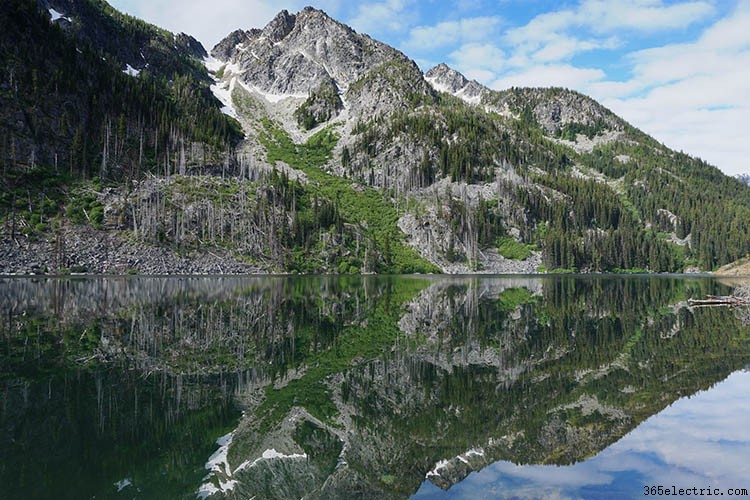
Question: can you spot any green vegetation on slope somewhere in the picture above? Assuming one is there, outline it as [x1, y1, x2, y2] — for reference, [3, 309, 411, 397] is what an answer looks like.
[497, 236, 536, 261]
[579, 134, 750, 270]
[345, 79, 750, 273]
[0, 0, 241, 190]
[260, 119, 439, 274]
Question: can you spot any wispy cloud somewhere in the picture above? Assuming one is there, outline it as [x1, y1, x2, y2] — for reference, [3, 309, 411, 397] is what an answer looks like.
[531, 35, 620, 63]
[579, 0, 716, 33]
[110, 0, 325, 48]
[403, 16, 502, 51]
[348, 0, 415, 35]
[491, 64, 606, 89]
[501, 0, 712, 69]
[506, 0, 714, 47]
[590, 1, 750, 174]
[448, 43, 506, 79]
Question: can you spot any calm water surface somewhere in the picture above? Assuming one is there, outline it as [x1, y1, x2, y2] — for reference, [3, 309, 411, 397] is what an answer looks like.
[1, 275, 749, 499]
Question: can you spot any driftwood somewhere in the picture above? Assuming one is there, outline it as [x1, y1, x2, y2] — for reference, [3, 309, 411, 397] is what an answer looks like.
[688, 295, 750, 307]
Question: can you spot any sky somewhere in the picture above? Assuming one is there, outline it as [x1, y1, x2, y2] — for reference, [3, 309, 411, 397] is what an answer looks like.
[107, 0, 750, 176]
[412, 369, 750, 498]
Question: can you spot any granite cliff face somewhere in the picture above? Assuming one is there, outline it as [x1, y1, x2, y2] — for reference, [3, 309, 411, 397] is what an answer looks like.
[210, 7, 434, 119]
[424, 63, 485, 103]
[186, 276, 750, 499]
[3, 2, 750, 276]
[38, 0, 209, 80]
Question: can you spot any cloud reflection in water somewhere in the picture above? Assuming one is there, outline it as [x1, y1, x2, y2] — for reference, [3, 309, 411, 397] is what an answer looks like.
[414, 369, 750, 499]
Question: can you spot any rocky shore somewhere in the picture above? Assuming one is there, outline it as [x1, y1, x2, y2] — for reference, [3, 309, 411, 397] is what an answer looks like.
[0, 227, 264, 275]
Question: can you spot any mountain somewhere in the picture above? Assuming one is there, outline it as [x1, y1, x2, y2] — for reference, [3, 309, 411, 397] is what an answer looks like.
[424, 63, 485, 104]
[4, 276, 749, 498]
[1, 0, 241, 176]
[209, 7, 435, 124]
[38, 0, 209, 80]
[2, 2, 750, 275]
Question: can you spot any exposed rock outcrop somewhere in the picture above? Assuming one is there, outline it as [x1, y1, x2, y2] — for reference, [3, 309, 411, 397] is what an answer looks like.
[210, 7, 436, 117]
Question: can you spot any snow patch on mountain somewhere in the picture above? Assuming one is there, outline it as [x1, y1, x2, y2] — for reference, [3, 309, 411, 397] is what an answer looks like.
[234, 448, 308, 473]
[424, 63, 485, 105]
[48, 8, 71, 23]
[197, 432, 238, 499]
[210, 78, 239, 119]
[123, 64, 140, 77]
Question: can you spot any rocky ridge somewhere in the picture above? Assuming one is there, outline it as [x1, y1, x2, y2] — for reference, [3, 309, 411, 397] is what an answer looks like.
[39, 0, 209, 81]
[424, 63, 485, 104]
[0, 225, 261, 275]
[4, 3, 750, 275]
[209, 7, 434, 119]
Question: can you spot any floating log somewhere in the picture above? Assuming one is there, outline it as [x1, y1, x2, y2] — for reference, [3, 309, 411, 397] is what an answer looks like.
[688, 295, 750, 306]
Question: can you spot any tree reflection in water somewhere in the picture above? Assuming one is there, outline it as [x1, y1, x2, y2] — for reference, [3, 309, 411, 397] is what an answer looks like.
[0, 276, 748, 499]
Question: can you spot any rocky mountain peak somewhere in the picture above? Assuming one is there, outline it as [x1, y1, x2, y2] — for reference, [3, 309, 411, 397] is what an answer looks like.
[425, 63, 469, 93]
[209, 6, 432, 113]
[211, 28, 252, 60]
[263, 9, 296, 42]
[174, 32, 207, 59]
[425, 63, 485, 104]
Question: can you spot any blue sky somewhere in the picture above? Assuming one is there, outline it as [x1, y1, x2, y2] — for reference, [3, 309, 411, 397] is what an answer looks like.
[413, 369, 750, 499]
[108, 0, 750, 176]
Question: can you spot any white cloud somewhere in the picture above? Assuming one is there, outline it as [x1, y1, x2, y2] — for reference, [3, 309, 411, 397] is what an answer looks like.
[532, 35, 620, 63]
[404, 16, 502, 51]
[504, 9, 577, 48]
[603, 94, 750, 175]
[580, 0, 715, 33]
[506, 0, 714, 48]
[464, 68, 497, 83]
[626, 8, 750, 85]
[586, 79, 644, 99]
[108, 0, 327, 49]
[502, 0, 714, 68]
[348, 0, 414, 35]
[491, 461, 613, 487]
[700, 0, 750, 49]
[491, 64, 605, 89]
[449, 43, 506, 73]
[586, 2, 750, 174]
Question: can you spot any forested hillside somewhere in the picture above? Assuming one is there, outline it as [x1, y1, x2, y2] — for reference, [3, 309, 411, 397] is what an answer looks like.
[1, 2, 749, 274]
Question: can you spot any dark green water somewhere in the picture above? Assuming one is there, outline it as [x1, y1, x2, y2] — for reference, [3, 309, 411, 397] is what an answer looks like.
[1, 275, 749, 499]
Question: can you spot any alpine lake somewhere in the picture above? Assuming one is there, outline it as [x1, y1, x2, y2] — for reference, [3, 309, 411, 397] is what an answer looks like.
[1, 275, 749, 499]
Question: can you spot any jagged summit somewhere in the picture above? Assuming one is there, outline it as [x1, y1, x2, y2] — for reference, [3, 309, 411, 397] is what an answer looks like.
[425, 63, 470, 94]
[424, 63, 623, 137]
[210, 5, 390, 95]
[263, 9, 297, 42]
[39, 0, 208, 80]
[209, 6, 434, 117]
[424, 63, 485, 104]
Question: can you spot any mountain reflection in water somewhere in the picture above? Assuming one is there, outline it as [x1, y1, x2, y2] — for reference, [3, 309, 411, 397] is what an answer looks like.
[414, 369, 750, 499]
[1, 275, 749, 500]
